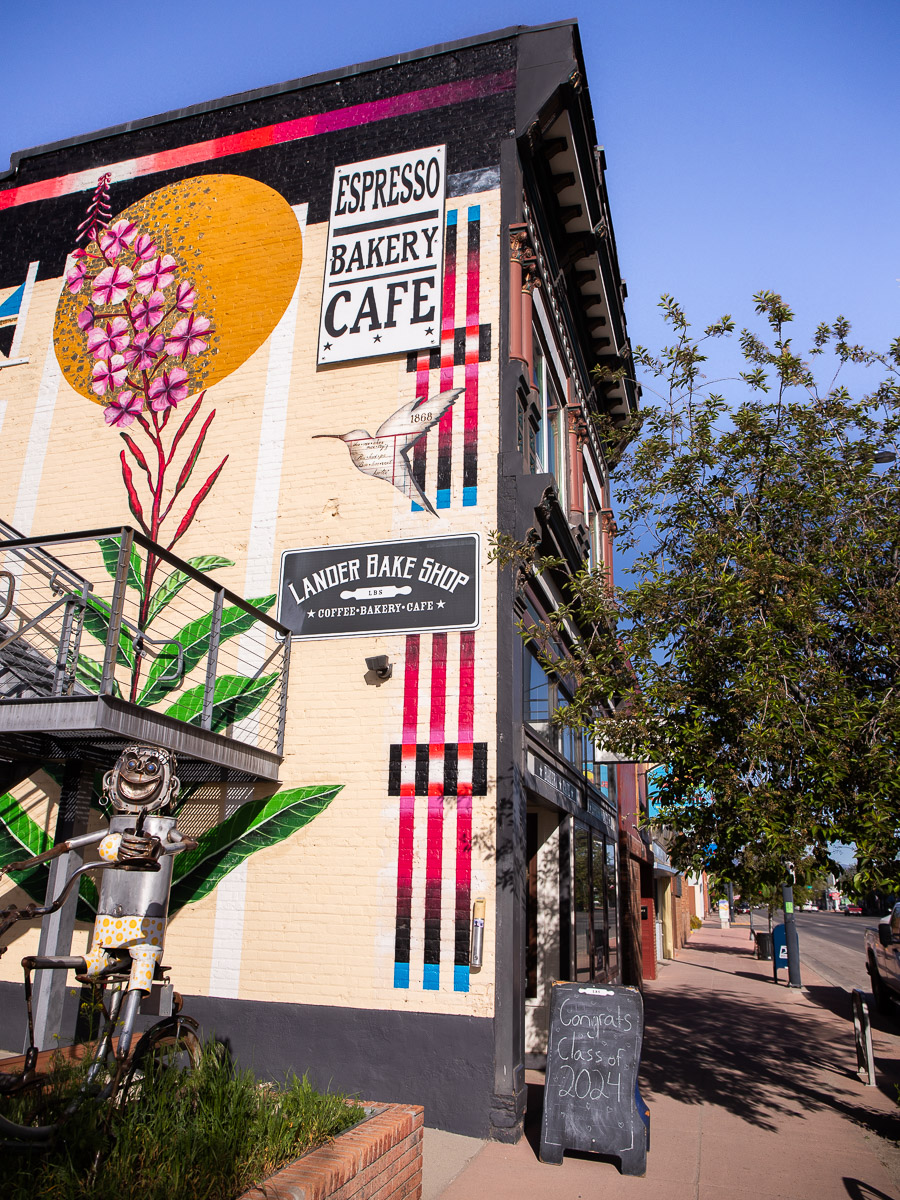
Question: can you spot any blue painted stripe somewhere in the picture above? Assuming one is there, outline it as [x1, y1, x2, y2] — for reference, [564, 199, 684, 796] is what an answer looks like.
[435, 488, 451, 510]
[393, 962, 410, 989]
[446, 209, 458, 225]
[462, 486, 477, 507]
[411, 501, 424, 512]
[453, 965, 470, 993]
[423, 963, 440, 990]
[467, 205, 480, 221]
[0, 283, 24, 321]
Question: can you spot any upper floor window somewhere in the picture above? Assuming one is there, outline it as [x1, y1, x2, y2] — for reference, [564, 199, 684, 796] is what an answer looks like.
[532, 338, 566, 492]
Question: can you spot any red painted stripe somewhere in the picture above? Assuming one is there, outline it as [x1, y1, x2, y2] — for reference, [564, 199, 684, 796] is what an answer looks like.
[425, 635, 447, 958]
[436, 217, 457, 495]
[455, 631, 475, 950]
[0, 71, 515, 212]
[396, 635, 420, 900]
[463, 212, 480, 492]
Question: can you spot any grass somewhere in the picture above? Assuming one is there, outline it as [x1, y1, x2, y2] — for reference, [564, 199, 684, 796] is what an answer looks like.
[1, 1042, 364, 1200]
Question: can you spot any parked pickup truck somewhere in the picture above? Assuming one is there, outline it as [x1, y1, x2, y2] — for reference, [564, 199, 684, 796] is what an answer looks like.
[865, 902, 900, 1012]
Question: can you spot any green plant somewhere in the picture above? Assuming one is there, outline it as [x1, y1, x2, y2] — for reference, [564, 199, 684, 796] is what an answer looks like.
[508, 292, 900, 893]
[690, 914, 703, 930]
[1, 1041, 364, 1200]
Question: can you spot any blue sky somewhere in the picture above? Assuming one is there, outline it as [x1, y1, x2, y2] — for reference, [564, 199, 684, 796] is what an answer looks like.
[3, 0, 897, 364]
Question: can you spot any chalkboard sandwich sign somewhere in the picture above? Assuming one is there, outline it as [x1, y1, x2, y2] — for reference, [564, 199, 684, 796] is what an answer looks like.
[539, 982, 650, 1176]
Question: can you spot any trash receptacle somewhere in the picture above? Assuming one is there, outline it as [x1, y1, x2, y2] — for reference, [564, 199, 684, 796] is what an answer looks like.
[755, 931, 773, 960]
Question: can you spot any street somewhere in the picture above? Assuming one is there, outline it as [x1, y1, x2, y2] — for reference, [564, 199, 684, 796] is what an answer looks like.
[740, 908, 883, 994]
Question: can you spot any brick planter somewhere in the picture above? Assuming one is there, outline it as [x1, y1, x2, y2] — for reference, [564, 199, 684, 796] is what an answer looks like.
[239, 1102, 423, 1200]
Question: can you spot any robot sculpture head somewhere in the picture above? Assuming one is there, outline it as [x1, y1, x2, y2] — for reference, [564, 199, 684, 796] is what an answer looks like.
[101, 745, 181, 870]
[104, 745, 180, 816]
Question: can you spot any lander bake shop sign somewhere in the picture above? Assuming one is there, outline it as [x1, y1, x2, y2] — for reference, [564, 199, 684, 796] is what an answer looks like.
[278, 534, 479, 639]
[317, 145, 446, 364]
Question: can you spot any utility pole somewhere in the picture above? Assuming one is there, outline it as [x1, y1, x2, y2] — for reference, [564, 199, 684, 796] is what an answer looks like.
[782, 876, 802, 988]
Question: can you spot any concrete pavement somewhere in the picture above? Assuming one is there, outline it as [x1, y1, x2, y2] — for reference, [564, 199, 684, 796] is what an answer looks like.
[425, 921, 900, 1200]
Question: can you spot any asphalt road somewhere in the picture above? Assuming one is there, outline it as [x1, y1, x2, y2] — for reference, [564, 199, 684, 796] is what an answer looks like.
[738, 908, 880, 993]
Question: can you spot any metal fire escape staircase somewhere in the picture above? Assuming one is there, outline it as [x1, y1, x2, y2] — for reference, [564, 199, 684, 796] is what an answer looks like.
[0, 523, 291, 786]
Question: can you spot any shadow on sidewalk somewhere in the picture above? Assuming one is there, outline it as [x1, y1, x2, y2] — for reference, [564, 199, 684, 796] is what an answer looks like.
[640, 960, 899, 1138]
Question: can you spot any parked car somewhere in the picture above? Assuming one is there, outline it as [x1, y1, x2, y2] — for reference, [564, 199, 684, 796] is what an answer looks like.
[846, 904, 863, 914]
[865, 903, 900, 1012]
[802, 901, 817, 911]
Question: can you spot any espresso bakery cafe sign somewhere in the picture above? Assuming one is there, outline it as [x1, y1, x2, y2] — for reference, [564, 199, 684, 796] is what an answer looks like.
[278, 534, 479, 640]
[317, 145, 446, 364]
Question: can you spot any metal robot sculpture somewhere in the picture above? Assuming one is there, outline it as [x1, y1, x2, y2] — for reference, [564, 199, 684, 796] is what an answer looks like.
[0, 744, 195, 1073]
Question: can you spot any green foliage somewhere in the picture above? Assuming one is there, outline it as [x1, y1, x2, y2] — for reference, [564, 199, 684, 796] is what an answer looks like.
[97, 535, 145, 598]
[0, 1042, 364, 1200]
[145, 555, 234, 627]
[169, 785, 341, 912]
[0, 793, 97, 920]
[137, 595, 275, 708]
[524, 292, 900, 892]
[0, 783, 342, 920]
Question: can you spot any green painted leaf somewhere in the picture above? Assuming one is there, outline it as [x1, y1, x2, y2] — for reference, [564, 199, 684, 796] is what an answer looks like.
[0, 793, 96, 920]
[169, 784, 341, 912]
[81, 595, 135, 671]
[75, 653, 123, 699]
[137, 594, 275, 707]
[146, 556, 235, 627]
[97, 536, 144, 598]
[163, 672, 278, 734]
[0, 792, 51, 860]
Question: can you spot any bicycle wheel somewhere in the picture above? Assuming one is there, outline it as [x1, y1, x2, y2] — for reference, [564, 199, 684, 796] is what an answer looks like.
[115, 1014, 201, 1108]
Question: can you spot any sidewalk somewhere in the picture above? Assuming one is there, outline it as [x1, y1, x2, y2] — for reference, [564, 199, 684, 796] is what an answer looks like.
[425, 922, 900, 1200]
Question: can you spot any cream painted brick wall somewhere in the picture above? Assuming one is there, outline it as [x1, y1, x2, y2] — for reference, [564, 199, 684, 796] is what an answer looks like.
[0, 190, 504, 1022]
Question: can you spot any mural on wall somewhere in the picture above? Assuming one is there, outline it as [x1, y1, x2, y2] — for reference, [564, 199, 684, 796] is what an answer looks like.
[407, 205, 486, 511]
[392, 631, 481, 993]
[314, 388, 461, 516]
[0, 171, 342, 927]
[0, 781, 342, 924]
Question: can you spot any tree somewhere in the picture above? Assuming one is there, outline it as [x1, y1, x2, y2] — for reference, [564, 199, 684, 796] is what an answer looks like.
[514, 292, 900, 893]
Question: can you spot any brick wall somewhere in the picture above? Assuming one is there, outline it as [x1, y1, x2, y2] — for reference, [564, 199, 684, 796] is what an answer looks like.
[241, 1102, 424, 1200]
[640, 894, 656, 981]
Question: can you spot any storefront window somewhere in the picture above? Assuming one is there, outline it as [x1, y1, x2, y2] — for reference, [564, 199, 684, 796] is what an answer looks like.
[605, 837, 619, 979]
[573, 826, 592, 981]
[591, 830, 608, 979]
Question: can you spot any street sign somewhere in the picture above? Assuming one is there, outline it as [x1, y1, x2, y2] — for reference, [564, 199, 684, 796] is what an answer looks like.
[277, 533, 480, 640]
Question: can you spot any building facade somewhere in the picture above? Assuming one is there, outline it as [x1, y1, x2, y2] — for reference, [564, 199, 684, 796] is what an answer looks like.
[0, 22, 637, 1139]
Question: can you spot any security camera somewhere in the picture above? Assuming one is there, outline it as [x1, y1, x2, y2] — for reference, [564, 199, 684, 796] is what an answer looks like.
[365, 655, 392, 681]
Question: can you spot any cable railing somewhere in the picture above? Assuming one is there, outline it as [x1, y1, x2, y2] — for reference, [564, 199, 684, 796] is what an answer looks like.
[0, 526, 290, 758]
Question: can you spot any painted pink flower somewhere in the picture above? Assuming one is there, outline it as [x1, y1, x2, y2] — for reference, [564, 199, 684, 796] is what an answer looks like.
[77, 305, 96, 331]
[149, 366, 189, 411]
[174, 282, 196, 312]
[66, 259, 88, 294]
[166, 314, 211, 360]
[135, 254, 177, 295]
[92, 264, 134, 306]
[99, 219, 137, 260]
[132, 234, 158, 262]
[103, 390, 144, 427]
[130, 291, 166, 330]
[124, 330, 165, 371]
[91, 354, 128, 396]
[87, 317, 131, 360]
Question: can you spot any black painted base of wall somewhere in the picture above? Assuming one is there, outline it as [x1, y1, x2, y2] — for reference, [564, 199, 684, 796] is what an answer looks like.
[0, 982, 497, 1137]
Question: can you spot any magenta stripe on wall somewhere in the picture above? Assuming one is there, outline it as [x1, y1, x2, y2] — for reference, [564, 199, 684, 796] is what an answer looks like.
[393, 634, 421, 988]
[0, 71, 515, 212]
